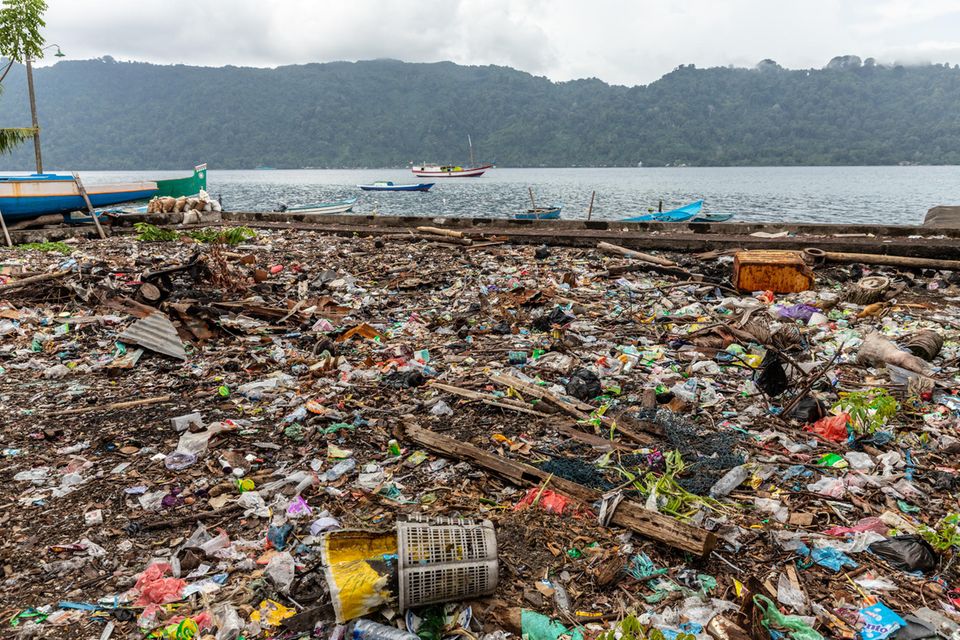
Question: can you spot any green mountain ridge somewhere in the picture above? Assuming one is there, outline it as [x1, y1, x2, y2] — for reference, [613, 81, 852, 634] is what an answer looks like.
[0, 56, 958, 169]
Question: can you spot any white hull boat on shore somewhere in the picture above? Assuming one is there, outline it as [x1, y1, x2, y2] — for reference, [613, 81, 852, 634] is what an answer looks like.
[275, 197, 357, 215]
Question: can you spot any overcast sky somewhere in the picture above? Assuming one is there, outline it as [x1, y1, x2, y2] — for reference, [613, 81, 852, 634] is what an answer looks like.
[39, 0, 960, 85]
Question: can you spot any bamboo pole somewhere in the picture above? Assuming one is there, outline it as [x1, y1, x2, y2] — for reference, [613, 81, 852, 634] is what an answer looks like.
[528, 187, 536, 209]
[586, 190, 595, 220]
[808, 248, 960, 270]
[72, 172, 107, 240]
[596, 241, 678, 267]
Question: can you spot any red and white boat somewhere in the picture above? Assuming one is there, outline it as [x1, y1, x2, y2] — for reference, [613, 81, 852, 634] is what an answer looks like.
[410, 163, 493, 178]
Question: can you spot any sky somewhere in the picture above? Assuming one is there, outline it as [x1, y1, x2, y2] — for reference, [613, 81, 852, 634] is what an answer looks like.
[38, 0, 960, 86]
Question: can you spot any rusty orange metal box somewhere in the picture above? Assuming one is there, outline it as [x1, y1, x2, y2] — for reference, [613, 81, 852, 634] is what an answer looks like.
[733, 250, 813, 293]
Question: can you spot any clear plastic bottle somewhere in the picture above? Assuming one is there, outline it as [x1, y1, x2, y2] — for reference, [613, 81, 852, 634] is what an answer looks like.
[351, 619, 419, 640]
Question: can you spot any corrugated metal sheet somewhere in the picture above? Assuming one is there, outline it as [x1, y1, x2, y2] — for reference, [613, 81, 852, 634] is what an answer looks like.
[118, 312, 187, 360]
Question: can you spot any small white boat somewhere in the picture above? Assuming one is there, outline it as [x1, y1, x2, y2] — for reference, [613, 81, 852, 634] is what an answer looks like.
[275, 197, 357, 215]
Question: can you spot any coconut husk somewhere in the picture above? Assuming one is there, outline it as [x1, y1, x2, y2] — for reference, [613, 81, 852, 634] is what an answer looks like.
[900, 329, 944, 362]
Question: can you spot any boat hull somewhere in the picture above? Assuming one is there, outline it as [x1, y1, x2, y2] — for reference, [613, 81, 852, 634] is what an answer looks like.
[411, 164, 492, 178]
[622, 200, 704, 222]
[358, 183, 434, 192]
[515, 206, 561, 220]
[0, 175, 158, 220]
[155, 164, 207, 198]
[279, 198, 357, 215]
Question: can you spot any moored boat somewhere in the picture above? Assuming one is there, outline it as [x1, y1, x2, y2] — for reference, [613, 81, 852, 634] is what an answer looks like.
[0, 174, 158, 221]
[622, 201, 734, 223]
[155, 163, 207, 198]
[358, 181, 434, 192]
[515, 206, 562, 220]
[275, 197, 357, 215]
[410, 164, 492, 178]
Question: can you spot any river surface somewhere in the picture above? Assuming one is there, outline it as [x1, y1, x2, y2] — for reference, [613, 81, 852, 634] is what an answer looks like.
[30, 166, 960, 224]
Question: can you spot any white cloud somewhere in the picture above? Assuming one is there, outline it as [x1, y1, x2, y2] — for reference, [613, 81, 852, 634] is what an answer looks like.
[38, 0, 960, 85]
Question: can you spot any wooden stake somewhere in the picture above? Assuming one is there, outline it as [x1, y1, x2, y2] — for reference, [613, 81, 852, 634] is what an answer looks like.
[586, 190, 595, 221]
[528, 187, 536, 209]
[72, 172, 107, 239]
[0, 206, 12, 248]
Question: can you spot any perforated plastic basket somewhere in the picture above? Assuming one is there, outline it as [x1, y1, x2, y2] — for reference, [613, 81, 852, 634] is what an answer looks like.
[397, 516, 498, 610]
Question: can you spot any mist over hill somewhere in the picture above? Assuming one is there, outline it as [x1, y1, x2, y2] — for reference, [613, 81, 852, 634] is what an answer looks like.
[0, 55, 958, 169]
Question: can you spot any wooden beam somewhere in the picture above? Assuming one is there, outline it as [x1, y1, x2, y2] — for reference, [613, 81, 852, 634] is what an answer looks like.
[402, 422, 716, 557]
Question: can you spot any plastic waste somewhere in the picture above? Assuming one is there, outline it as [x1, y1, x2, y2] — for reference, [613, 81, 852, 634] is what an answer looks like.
[777, 572, 809, 614]
[429, 400, 454, 416]
[753, 594, 824, 640]
[709, 464, 750, 498]
[520, 610, 584, 640]
[214, 604, 242, 640]
[265, 551, 295, 594]
[805, 413, 849, 442]
[860, 602, 905, 640]
[322, 458, 357, 483]
[868, 535, 937, 573]
[566, 368, 601, 401]
[352, 619, 419, 640]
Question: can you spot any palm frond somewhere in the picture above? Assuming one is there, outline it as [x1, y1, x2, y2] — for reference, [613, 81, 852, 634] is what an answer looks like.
[0, 126, 34, 154]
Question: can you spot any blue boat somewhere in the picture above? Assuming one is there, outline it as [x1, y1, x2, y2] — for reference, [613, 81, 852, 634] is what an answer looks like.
[515, 206, 561, 220]
[621, 200, 734, 223]
[0, 174, 158, 221]
[358, 181, 434, 192]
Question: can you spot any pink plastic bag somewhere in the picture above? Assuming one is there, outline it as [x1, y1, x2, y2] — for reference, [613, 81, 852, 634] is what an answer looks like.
[823, 517, 887, 537]
[133, 562, 186, 605]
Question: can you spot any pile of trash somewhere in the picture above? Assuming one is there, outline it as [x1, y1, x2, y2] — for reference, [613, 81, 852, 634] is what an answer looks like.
[1, 227, 959, 640]
[147, 189, 223, 214]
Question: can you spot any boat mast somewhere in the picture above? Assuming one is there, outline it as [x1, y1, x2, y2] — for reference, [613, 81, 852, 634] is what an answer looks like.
[468, 134, 475, 167]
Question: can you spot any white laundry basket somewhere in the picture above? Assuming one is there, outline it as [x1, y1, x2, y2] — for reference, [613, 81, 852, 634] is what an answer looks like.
[396, 516, 498, 610]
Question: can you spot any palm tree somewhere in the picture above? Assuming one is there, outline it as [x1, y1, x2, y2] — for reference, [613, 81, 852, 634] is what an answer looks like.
[0, 0, 48, 157]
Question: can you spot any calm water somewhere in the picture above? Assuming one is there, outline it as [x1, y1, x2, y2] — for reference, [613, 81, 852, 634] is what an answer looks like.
[39, 166, 960, 224]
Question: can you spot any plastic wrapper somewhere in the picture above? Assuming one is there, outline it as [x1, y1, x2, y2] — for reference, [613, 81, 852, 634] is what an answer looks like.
[868, 535, 937, 573]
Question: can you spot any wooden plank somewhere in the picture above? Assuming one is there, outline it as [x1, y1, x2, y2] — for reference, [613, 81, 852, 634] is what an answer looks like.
[402, 422, 716, 557]
[72, 172, 107, 240]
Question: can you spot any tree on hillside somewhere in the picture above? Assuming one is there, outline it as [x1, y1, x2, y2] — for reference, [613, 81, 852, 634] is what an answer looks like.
[0, 0, 48, 155]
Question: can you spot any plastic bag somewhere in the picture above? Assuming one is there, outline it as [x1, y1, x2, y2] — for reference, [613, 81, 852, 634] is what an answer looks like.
[777, 572, 809, 615]
[805, 413, 850, 442]
[265, 551, 295, 594]
[868, 535, 937, 573]
[521, 610, 584, 640]
[753, 594, 824, 640]
[566, 368, 601, 401]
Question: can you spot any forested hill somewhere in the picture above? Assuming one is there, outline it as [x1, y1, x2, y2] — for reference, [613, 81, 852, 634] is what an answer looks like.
[0, 56, 959, 169]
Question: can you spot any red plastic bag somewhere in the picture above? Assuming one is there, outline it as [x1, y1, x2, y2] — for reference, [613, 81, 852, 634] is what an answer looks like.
[805, 412, 850, 442]
[515, 487, 574, 515]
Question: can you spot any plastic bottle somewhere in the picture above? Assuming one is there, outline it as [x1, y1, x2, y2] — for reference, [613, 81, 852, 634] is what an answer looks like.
[709, 464, 751, 498]
[351, 619, 419, 640]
